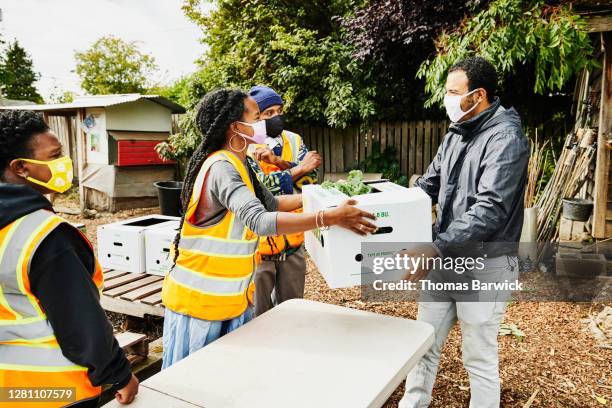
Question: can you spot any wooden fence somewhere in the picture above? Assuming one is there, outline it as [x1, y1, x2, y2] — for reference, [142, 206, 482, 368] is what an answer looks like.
[292, 120, 449, 180]
[170, 115, 570, 182]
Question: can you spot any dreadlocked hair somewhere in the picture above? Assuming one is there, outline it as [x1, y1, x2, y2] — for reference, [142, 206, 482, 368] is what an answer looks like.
[0, 110, 49, 179]
[171, 88, 250, 266]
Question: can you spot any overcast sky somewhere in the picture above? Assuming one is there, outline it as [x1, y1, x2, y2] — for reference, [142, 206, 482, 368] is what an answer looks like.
[0, 0, 209, 100]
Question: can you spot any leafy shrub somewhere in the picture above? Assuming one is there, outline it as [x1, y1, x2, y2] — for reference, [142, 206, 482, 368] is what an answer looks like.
[417, 0, 596, 107]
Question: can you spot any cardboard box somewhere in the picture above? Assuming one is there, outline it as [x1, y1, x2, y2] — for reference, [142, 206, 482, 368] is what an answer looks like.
[303, 181, 432, 288]
[97, 215, 179, 273]
[145, 221, 180, 276]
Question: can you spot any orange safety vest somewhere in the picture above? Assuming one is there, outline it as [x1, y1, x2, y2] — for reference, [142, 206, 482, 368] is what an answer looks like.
[162, 150, 260, 321]
[252, 131, 304, 256]
[0, 209, 103, 408]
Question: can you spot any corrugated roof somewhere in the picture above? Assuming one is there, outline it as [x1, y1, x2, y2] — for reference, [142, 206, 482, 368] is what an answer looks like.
[0, 98, 36, 106]
[0, 94, 186, 114]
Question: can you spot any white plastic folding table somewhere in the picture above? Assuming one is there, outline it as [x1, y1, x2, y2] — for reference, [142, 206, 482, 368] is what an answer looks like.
[104, 299, 434, 408]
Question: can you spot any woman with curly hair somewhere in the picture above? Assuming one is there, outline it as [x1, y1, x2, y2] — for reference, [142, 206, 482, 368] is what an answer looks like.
[0, 110, 139, 406]
[161, 89, 376, 367]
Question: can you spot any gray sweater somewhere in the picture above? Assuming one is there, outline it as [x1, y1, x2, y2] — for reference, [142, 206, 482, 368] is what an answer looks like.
[194, 159, 279, 236]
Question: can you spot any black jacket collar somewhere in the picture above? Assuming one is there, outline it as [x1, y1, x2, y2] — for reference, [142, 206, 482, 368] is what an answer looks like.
[0, 183, 52, 229]
[449, 98, 502, 139]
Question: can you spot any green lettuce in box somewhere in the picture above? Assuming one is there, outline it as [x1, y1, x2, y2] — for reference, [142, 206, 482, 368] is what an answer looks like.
[321, 170, 372, 197]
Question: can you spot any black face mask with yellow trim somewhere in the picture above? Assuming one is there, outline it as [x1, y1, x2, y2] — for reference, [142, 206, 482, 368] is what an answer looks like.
[265, 115, 285, 138]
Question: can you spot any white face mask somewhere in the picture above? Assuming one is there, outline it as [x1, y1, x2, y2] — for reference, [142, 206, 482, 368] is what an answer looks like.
[235, 120, 267, 144]
[443, 89, 482, 123]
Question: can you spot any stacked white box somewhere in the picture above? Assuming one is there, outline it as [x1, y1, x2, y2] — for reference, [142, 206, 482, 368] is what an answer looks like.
[145, 221, 181, 276]
[97, 215, 179, 273]
[303, 181, 432, 288]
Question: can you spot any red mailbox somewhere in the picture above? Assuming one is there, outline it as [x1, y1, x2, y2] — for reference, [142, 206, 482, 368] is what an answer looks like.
[116, 140, 175, 167]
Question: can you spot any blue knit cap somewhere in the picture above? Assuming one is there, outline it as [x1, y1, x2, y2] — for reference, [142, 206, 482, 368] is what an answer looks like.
[249, 85, 283, 112]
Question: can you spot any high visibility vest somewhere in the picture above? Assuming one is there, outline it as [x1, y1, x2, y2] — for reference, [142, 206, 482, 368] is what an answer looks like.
[162, 150, 259, 321]
[0, 209, 103, 408]
[253, 131, 305, 256]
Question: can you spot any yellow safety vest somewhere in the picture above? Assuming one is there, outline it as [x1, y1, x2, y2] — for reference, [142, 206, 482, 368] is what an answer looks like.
[162, 150, 259, 321]
[252, 131, 305, 256]
[0, 209, 103, 408]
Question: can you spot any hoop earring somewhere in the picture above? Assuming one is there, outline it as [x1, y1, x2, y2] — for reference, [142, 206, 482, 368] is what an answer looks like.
[229, 134, 247, 152]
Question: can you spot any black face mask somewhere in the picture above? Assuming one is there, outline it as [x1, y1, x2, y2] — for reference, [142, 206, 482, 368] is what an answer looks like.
[265, 115, 285, 138]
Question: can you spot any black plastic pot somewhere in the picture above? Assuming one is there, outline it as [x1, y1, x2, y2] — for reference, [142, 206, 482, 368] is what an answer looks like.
[561, 198, 593, 222]
[154, 181, 184, 216]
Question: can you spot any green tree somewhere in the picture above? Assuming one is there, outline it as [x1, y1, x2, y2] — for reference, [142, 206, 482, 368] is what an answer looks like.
[47, 85, 74, 103]
[182, 0, 375, 128]
[417, 0, 596, 108]
[0, 34, 5, 91]
[151, 75, 192, 107]
[158, 0, 376, 161]
[74, 36, 157, 95]
[0, 40, 43, 103]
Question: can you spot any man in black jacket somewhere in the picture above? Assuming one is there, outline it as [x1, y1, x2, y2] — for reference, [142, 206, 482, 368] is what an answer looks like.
[0, 110, 138, 407]
[399, 57, 529, 408]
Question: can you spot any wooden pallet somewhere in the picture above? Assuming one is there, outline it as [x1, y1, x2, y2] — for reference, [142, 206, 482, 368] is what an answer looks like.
[100, 336, 164, 405]
[115, 331, 149, 366]
[101, 270, 165, 318]
[556, 252, 608, 277]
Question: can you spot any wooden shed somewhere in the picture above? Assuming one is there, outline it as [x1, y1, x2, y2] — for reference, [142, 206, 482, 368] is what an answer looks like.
[577, 9, 612, 239]
[2, 94, 186, 211]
